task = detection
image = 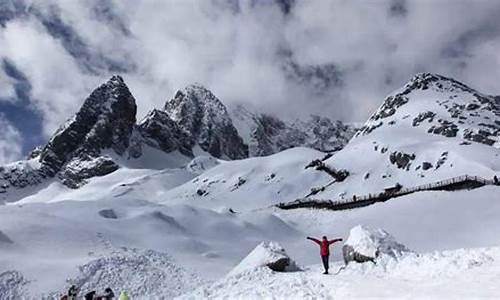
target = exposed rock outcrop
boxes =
[229,241,300,276]
[342,225,412,264]
[164,85,248,159]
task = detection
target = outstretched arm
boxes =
[306,236,321,245]
[328,238,343,245]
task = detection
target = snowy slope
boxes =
[182,245,500,299]
[2,183,500,298]
[313,73,500,200]
[158,147,333,211]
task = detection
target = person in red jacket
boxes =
[307,235,343,274]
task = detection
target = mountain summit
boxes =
[164,85,248,159]
[357,73,500,146]
[0,76,354,202]
[312,73,499,200]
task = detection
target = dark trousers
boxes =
[321,255,329,272]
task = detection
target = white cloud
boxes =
[1,0,500,138]
[0,18,101,135]
[0,114,23,164]
[0,68,16,100]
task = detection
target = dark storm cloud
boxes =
[1,0,500,162]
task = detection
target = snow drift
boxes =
[229,241,300,276]
[343,225,412,264]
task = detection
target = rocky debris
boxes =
[196,189,207,196]
[356,121,383,136]
[230,177,247,191]
[305,159,349,182]
[463,129,496,146]
[356,73,500,144]
[435,152,448,169]
[428,120,459,137]
[138,109,193,156]
[342,225,412,264]
[59,156,119,188]
[228,241,300,276]
[372,95,409,121]
[389,151,415,170]
[412,111,435,127]
[422,162,433,170]
[98,209,118,219]
[164,85,248,159]
[0,163,45,189]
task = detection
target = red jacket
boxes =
[308,237,342,256]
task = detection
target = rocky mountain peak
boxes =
[38,75,137,186]
[356,73,499,147]
[401,73,477,96]
[164,84,248,159]
[137,108,193,157]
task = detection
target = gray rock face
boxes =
[251,114,305,156]
[59,156,120,188]
[343,225,412,265]
[427,119,459,137]
[422,162,433,170]
[0,76,137,198]
[412,111,435,127]
[40,75,136,172]
[389,151,416,170]
[39,75,137,186]
[231,105,356,157]
[164,85,248,159]
[342,244,375,264]
[138,109,193,156]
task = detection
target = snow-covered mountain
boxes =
[307,73,500,200]
[1,73,499,298]
[231,105,356,156]
[156,73,500,209]
[163,85,248,160]
[0,77,354,202]
[0,76,139,201]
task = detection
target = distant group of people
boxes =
[61,285,129,300]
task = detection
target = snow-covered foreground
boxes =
[183,246,500,299]
[0,144,499,298]
[1,183,500,298]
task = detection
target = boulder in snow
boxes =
[343,225,412,264]
[229,241,300,276]
[98,209,118,219]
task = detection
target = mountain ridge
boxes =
[0,75,354,202]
